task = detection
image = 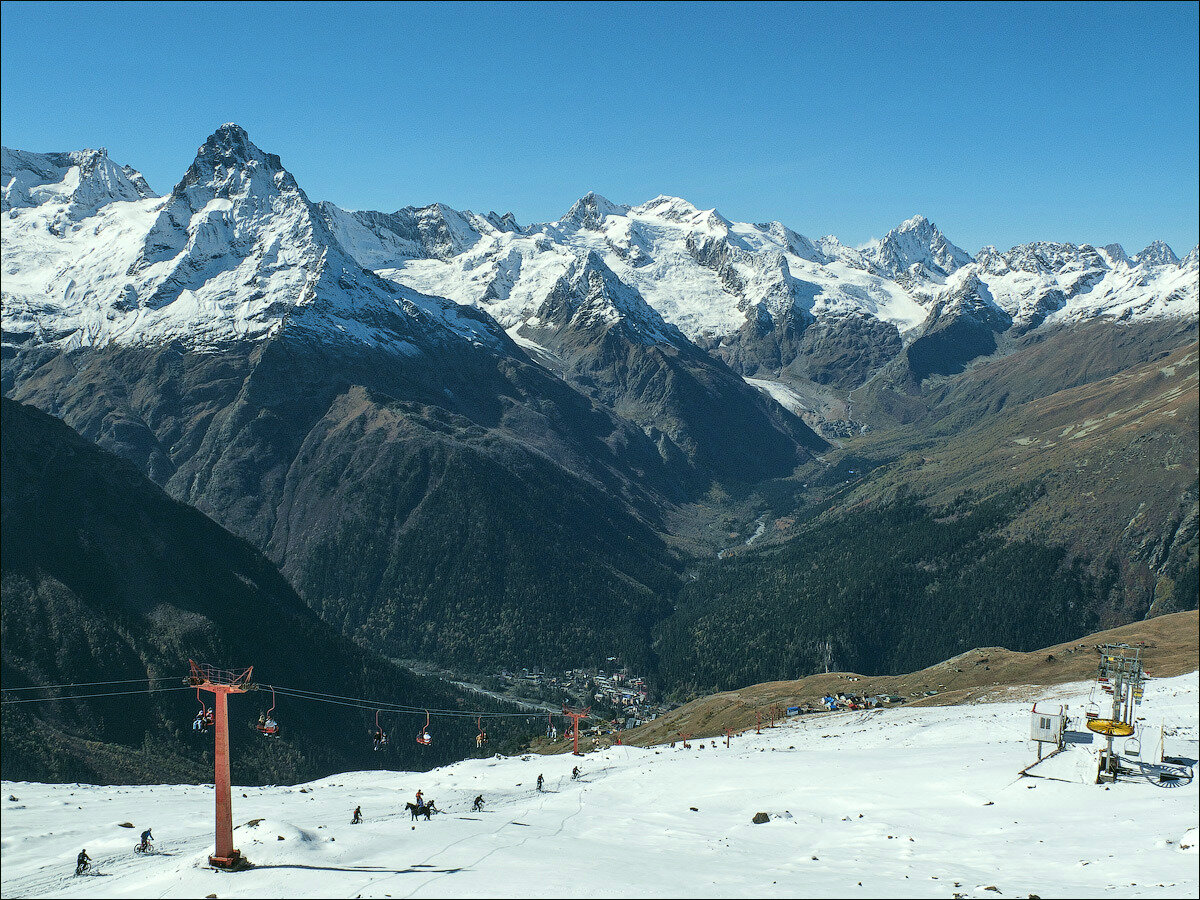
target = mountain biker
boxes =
[473,795,484,812]
[139,828,153,851]
[352,805,362,824]
[75,849,90,875]
[536,774,544,792]
[571,765,580,780]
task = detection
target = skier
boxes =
[138,828,153,852]
[571,765,580,780]
[75,849,91,876]
[352,805,362,824]
[536,774,544,792]
[473,795,484,812]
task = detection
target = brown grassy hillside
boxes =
[558,611,1197,751]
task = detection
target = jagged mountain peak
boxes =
[1101,243,1132,267]
[525,250,677,346]
[867,214,973,279]
[562,191,629,229]
[1134,240,1180,268]
[1,145,157,217]
[173,122,295,202]
[483,210,522,233]
[1181,246,1199,270]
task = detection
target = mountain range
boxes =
[2,124,1196,713]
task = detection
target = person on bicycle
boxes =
[473,794,484,812]
[139,828,153,851]
[75,849,90,874]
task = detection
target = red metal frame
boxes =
[188,661,252,870]
[562,704,590,756]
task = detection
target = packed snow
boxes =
[3,673,1196,899]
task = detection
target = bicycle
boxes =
[134,840,154,854]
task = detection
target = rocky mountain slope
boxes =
[0,398,517,784]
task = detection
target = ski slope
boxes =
[3,673,1197,899]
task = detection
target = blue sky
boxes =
[2,1,1197,253]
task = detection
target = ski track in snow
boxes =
[2,673,1197,898]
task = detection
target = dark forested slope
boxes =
[0,398,523,784]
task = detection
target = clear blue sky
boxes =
[2,1,1197,254]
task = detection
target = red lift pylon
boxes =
[188,660,253,870]
[562,704,591,756]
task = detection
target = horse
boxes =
[405,800,435,821]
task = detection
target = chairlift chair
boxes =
[1125,726,1142,758]
[373,710,389,751]
[193,689,212,733]
[416,710,432,746]
[254,685,281,737]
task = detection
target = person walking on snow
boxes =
[536,774,544,792]
[352,805,362,824]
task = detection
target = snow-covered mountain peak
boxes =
[1182,246,1199,270]
[1134,240,1181,268]
[561,191,629,230]
[171,123,298,208]
[1101,243,1132,267]
[2,126,514,357]
[865,214,973,280]
[1,146,157,219]
[523,250,677,346]
[631,195,732,232]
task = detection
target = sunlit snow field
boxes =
[3,674,1197,899]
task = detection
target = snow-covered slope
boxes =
[3,672,1196,899]
[0,126,509,356]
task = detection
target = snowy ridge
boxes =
[361,192,933,342]
[2,146,156,219]
[2,672,1196,898]
[3,125,1197,363]
[1,126,510,356]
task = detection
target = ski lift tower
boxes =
[562,704,591,756]
[188,660,253,869]
[1086,645,1145,783]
